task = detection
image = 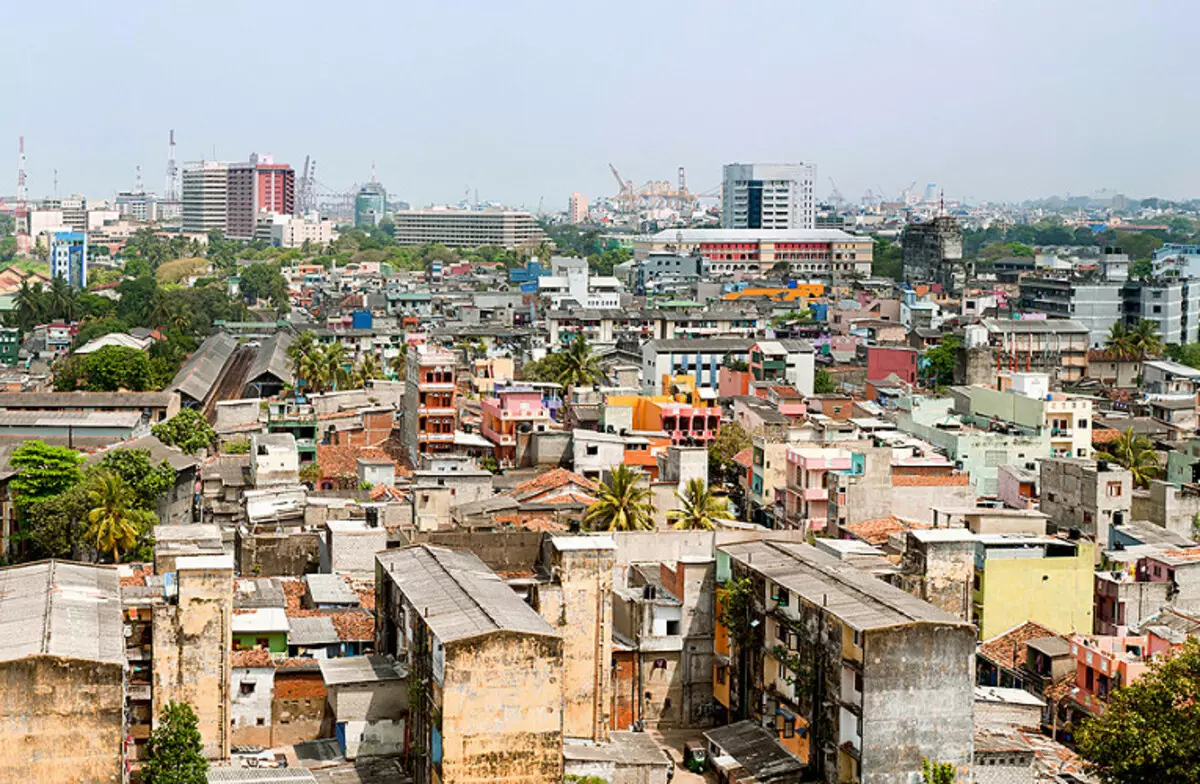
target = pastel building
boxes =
[748,340,815,396]
[972,536,1095,639]
[480,386,549,465]
[602,395,720,446]
[781,446,859,533]
[49,230,88,288]
[401,345,458,464]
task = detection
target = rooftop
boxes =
[0,560,124,665]
[377,545,558,644]
[318,654,405,686]
[703,720,806,780]
[983,318,1088,335]
[305,574,360,606]
[649,227,867,243]
[978,621,1059,670]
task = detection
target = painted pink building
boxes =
[658,402,720,446]
[782,447,854,533]
[866,346,919,385]
[480,387,548,465]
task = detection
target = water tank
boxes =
[352,310,373,330]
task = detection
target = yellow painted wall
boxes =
[974,541,1095,639]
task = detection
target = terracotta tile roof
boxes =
[355,587,376,612]
[498,570,536,579]
[1042,674,1075,702]
[509,467,599,497]
[316,445,394,479]
[1092,428,1122,444]
[978,621,1059,670]
[892,474,971,487]
[842,517,930,545]
[281,577,306,615]
[330,611,375,641]
[558,492,600,505]
[370,485,406,502]
[1161,548,1200,562]
[732,448,753,469]
[231,649,276,668]
[120,564,154,587]
[275,657,322,670]
[492,513,570,532]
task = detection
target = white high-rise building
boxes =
[182,161,230,234]
[721,162,816,230]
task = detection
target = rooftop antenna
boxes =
[53,168,58,197]
[15,137,30,254]
[135,165,143,194]
[165,129,178,201]
[371,161,377,184]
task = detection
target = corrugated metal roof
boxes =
[245,330,295,386]
[378,545,558,644]
[287,616,339,646]
[206,768,319,783]
[304,574,359,606]
[171,332,237,402]
[720,540,967,631]
[0,560,124,665]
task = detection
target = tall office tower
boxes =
[355,181,388,228]
[568,191,588,224]
[721,162,816,230]
[182,161,231,234]
[226,154,295,240]
[49,231,88,288]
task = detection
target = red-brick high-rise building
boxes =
[227,153,295,240]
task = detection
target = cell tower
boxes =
[165,129,178,201]
[135,165,144,194]
[15,137,30,254]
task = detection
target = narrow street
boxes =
[647,727,717,783]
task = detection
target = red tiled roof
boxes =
[231,649,276,668]
[120,564,154,587]
[978,621,1060,670]
[732,448,753,469]
[492,513,570,533]
[842,517,930,546]
[892,474,971,487]
[509,467,599,497]
[330,612,375,641]
[370,485,406,502]
[316,445,394,479]
[275,657,322,670]
[1092,428,1122,444]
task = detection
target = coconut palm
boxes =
[389,349,407,381]
[584,465,654,532]
[1105,321,1134,359]
[84,470,148,562]
[1129,319,1164,358]
[353,352,385,388]
[14,281,44,330]
[1096,427,1162,488]
[287,330,320,387]
[557,334,602,391]
[534,240,554,265]
[317,343,351,392]
[667,478,731,531]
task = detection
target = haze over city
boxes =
[5,0,1199,208]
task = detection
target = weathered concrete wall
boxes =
[272,670,328,746]
[1147,480,1200,537]
[409,529,545,574]
[441,633,564,784]
[329,527,389,573]
[153,565,233,760]
[328,682,408,723]
[341,719,406,759]
[531,430,572,467]
[231,667,275,746]
[0,656,123,783]
[563,757,669,784]
[899,537,976,622]
[860,624,975,784]
[891,480,976,524]
[547,547,613,742]
[236,530,321,576]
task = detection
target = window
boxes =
[240,682,256,695]
[1085,666,1095,690]
[256,717,266,726]
[665,620,680,636]
[255,637,270,649]
[1107,481,1122,498]
[782,716,796,738]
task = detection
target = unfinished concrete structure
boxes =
[897,529,978,622]
[1040,458,1131,549]
[531,536,615,742]
[377,545,564,784]
[0,561,125,783]
[720,539,976,784]
[901,215,965,293]
[153,554,234,760]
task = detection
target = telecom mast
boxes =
[165,129,178,201]
[15,137,30,254]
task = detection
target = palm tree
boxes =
[534,240,554,265]
[1105,321,1134,359]
[353,352,384,388]
[84,471,145,562]
[1096,427,1162,488]
[584,465,655,531]
[14,281,44,329]
[557,334,602,391]
[388,349,407,381]
[318,343,351,392]
[667,478,731,531]
[1129,319,1164,358]
[287,330,320,388]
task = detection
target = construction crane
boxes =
[296,155,315,215]
[828,177,844,208]
[609,163,637,215]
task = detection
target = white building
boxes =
[115,191,158,222]
[257,213,336,249]
[537,258,621,309]
[722,162,817,230]
[182,161,230,234]
[390,208,545,248]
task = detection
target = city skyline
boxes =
[4,0,1198,210]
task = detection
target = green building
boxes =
[0,328,19,366]
[355,181,387,228]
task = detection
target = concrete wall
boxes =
[891,479,975,523]
[899,537,976,622]
[328,681,408,722]
[340,719,406,759]
[231,667,275,747]
[407,529,545,573]
[530,430,571,467]
[153,564,233,760]
[0,656,124,783]
[272,670,327,746]
[860,624,975,784]
[328,526,389,573]
[1040,459,1131,548]
[236,530,321,576]
[441,634,564,784]
[1147,480,1200,537]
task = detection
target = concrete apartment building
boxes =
[376,545,564,784]
[641,338,753,394]
[901,216,964,293]
[49,230,88,288]
[1040,458,1131,548]
[390,209,545,248]
[718,540,976,784]
[0,561,125,783]
[569,191,588,224]
[402,344,459,465]
[722,162,817,230]
[227,153,295,240]
[981,318,1090,383]
[182,160,231,234]
[634,228,872,277]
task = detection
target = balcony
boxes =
[800,487,828,501]
[419,406,457,416]
[418,432,455,442]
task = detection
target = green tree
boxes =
[152,409,217,455]
[872,238,903,279]
[98,449,175,509]
[813,369,837,394]
[79,345,154,391]
[519,352,568,382]
[707,421,751,483]
[1096,427,1162,488]
[239,262,289,313]
[83,469,153,562]
[1114,231,1164,261]
[923,335,961,388]
[667,478,730,530]
[557,334,602,390]
[10,441,83,513]
[1077,638,1200,783]
[1105,321,1134,359]
[144,701,209,784]
[1165,343,1200,369]
[583,465,654,532]
[922,759,956,784]
[1128,319,1164,358]
[22,484,91,559]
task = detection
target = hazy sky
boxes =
[5,0,1198,210]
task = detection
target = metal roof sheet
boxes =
[170,332,237,402]
[0,560,124,665]
[245,330,295,386]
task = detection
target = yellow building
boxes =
[973,536,1095,639]
[722,284,824,303]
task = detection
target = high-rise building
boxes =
[182,161,230,234]
[901,216,964,292]
[390,209,546,249]
[115,191,157,222]
[226,154,295,240]
[355,181,387,228]
[402,344,459,464]
[721,163,816,230]
[568,191,588,224]
[49,230,87,288]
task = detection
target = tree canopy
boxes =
[152,409,217,455]
[144,701,209,784]
[584,465,654,532]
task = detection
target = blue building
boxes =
[50,231,88,288]
[355,182,387,228]
[509,260,549,285]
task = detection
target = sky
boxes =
[4,0,1199,210]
